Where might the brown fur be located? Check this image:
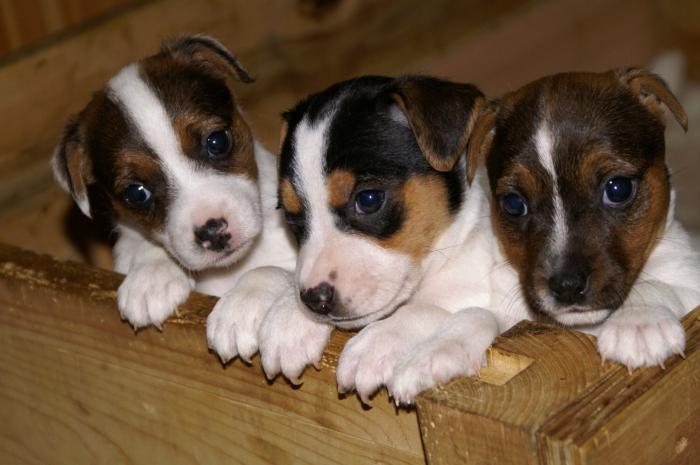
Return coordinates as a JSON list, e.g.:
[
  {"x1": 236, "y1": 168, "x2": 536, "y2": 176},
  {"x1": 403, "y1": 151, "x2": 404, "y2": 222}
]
[
  {"x1": 280, "y1": 178, "x2": 302, "y2": 214},
  {"x1": 379, "y1": 175, "x2": 451, "y2": 260},
  {"x1": 327, "y1": 170, "x2": 356, "y2": 208}
]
